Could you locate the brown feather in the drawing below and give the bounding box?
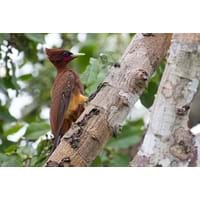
[46,48,87,152]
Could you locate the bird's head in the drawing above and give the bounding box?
[45,48,85,67]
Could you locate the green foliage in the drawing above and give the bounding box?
[92,120,144,166]
[24,122,50,140]
[3,123,23,137]
[24,33,45,43]
[9,33,45,63]
[140,61,165,108]
[0,33,51,166]
[0,105,16,122]
[0,34,10,44]
[81,52,118,95]
[107,120,143,149]
[0,153,23,167]
[110,153,129,167]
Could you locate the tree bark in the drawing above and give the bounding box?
[131,34,200,167]
[195,133,200,166]
[46,33,172,167]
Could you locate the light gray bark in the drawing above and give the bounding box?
[131,34,200,167]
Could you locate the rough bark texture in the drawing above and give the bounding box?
[46,33,172,167]
[195,134,200,166]
[131,34,200,167]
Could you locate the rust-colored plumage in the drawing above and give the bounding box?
[46,48,87,152]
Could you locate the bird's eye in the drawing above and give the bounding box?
[63,51,72,57]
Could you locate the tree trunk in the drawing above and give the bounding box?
[46,33,172,167]
[131,34,200,167]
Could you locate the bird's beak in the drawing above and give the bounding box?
[71,53,85,58]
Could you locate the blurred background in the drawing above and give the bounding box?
[0,33,199,167]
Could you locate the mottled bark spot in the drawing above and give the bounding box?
[130,69,149,93]
[170,128,194,161]
[142,33,155,37]
[113,63,121,68]
[46,160,60,167]
[162,80,173,98]
[176,104,190,116]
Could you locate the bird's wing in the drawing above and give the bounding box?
[50,71,75,136]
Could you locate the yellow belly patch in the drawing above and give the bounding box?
[64,93,87,118]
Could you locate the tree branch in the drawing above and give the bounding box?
[46,33,172,167]
[130,34,200,167]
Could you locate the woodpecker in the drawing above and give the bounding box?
[46,48,87,153]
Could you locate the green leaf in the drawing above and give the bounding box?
[140,61,166,108]
[2,76,17,89]
[80,55,113,95]
[36,139,51,155]
[0,33,10,44]
[3,123,23,137]
[31,155,48,167]
[140,81,158,108]
[30,140,51,166]
[25,33,45,43]
[107,120,144,149]
[4,144,18,155]
[24,122,50,140]
[75,43,97,72]
[19,74,33,81]
[110,153,129,166]
[0,105,16,122]
[81,58,98,83]
[17,144,35,159]
[0,153,23,166]
[12,34,38,62]
[91,156,102,166]
[107,135,141,149]
[0,139,16,152]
